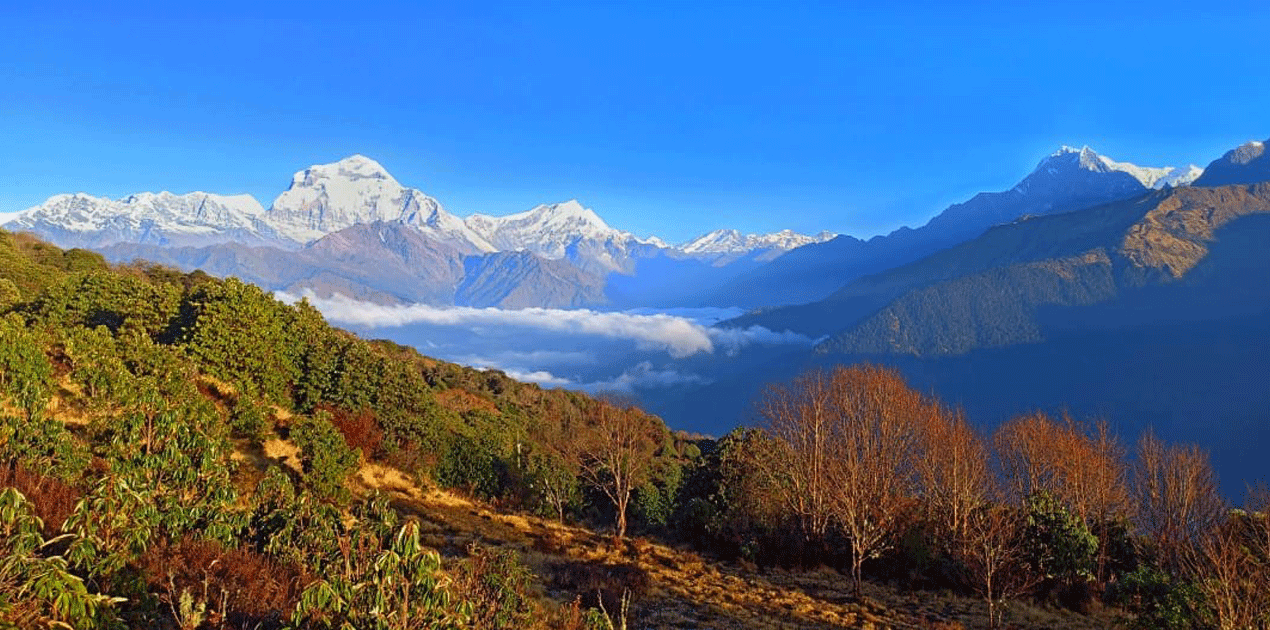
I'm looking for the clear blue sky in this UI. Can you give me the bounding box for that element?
[2,1,1268,242]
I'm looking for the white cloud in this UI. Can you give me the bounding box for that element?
[580,362,710,393]
[622,306,745,324]
[477,362,708,394]
[453,349,597,368]
[283,291,815,359]
[707,326,819,356]
[501,369,574,387]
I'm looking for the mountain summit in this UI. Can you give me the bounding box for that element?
[467,200,664,274]
[713,145,1199,307]
[922,145,1193,238]
[267,155,495,253]
[468,199,625,257]
[1036,146,1202,189]
[679,228,837,264]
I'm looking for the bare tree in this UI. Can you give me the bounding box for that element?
[756,369,836,540]
[916,405,991,544]
[1186,507,1270,630]
[759,365,941,596]
[824,364,927,597]
[955,504,1039,630]
[995,412,1130,519]
[576,398,659,538]
[1133,429,1225,573]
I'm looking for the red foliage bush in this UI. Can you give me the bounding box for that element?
[0,461,81,536]
[317,404,384,459]
[137,535,311,630]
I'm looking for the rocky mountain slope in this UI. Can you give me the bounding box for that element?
[817,183,1270,355]
[1192,138,1270,187]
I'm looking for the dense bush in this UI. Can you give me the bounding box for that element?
[291,412,361,502]
[0,313,52,419]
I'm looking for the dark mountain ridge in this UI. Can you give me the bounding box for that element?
[817,182,1270,356]
[708,146,1169,307]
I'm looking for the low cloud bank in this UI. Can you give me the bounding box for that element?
[467,362,709,394]
[284,291,814,359]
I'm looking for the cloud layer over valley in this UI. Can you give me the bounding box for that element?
[280,292,815,397]
[286,292,813,359]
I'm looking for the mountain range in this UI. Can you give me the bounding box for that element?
[5,155,833,307]
[2,146,1204,310]
[710,146,1205,307]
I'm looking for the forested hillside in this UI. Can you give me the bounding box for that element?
[0,229,696,629]
[2,228,1269,630]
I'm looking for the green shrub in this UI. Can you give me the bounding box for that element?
[291,412,360,503]
[0,314,52,419]
[1023,491,1099,588]
[0,487,124,629]
[435,434,505,500]
[230,395,271,441]
[1110,565,1205,630]
[453,545,539,629]
[288,521,469,630]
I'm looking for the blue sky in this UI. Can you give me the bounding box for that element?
[2,1,1268,242]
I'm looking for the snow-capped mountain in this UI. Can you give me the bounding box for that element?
[5,191,279,249]
[922,145,1192,237]
[1041,146,1203,190]
[267,155,495,254]
[467,200,664,274]
[713,145,1200,308]
[680,229,837,256]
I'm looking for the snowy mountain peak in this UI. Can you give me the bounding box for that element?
[1030,145,1201,190]
[680,228,837,256]
[525,199,612,231]
[5,190,276,249]
[267,156,494,252]
[466,199,624,257]
[290,154,396,188]
[1096,155,1203,189]
[1040,145,1108,172]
